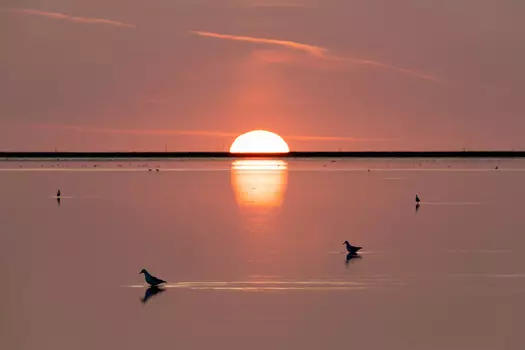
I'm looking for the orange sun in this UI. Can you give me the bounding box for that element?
[230,130,290,153]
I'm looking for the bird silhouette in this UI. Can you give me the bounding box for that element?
[343,241,362,254]
[139,269,167,287]
[415,194,420,203]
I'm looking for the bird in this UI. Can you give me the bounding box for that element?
[139,269,167,287]
[415,194,420,203]
[343,241,362,254]
[56,189,61,197]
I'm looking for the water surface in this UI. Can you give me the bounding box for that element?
[1,159,524,349]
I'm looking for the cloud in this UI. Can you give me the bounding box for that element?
[285,134,395,142]
[332,56,443,83]
[6,122,384,143]
[4,8,136,28]
[191,30,327,57]
[15,123,236,138]
[191,30,443,82]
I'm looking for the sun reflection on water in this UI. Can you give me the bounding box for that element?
[231,160,288,208]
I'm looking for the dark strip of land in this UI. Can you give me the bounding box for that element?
[1,151,525,159]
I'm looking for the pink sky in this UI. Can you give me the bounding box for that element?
[1,0,524,151]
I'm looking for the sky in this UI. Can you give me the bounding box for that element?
[1,0,524,151]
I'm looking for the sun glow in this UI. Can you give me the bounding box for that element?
[230,130,290,153]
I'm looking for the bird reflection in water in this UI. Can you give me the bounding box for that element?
[415,203,420,213]
[140,286,165,304]
[231,160,288,208]
[345,252,362,266]
[56,198,61,207]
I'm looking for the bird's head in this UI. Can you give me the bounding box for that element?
[343,241,349,245]
[139,269,147,275]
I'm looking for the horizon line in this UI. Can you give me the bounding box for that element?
[2,151,525,159]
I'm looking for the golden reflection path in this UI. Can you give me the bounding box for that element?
[231,160,288,208]
[231,160,288,234]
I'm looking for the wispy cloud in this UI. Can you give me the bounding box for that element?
[4,8,135,28]
[191,30,443,82]
[285,134,395,142]
[6,122,383,143]
[14,123,235,138]
[191,30,326,57]
[332,55,443,82]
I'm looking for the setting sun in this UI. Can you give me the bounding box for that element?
[230,130,290,153]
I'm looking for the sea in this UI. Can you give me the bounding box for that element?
[1,158,524,349]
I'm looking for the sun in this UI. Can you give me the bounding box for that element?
[230,130,290,153]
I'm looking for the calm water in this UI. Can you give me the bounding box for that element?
[1,158,524,350]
